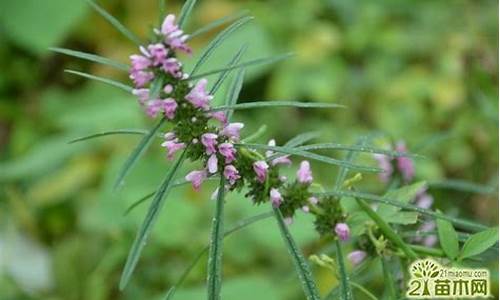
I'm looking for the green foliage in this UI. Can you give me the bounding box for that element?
[459,227,499,260]
[436,219,459,260]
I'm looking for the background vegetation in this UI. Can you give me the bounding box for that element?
[0,0,498,299]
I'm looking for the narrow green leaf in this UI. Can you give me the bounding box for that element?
[356,198,418,259]
[428,179,495,195]
[459,227,499,260]
[158,0,167,25]
[436,219,459,260]
[68,129,150,144]
[334,239,353,300]
[85,0,142,45]
[50,47,129,71]
[376,182,427,219]
[284,131,321,147]
[190,52,291,80]
[210,101,345,112]
[381,257,397,299]
[207,177,226,300]
[241,125,266,144]
[235,143,382,173]
[65,70,133,93]
[190,16,253,76]
[349,282,378,300]
[124,177,220,216]
[177,0,197,29]
[114,118,166,189]
[318,190,488,232]
[324,258,373,300]
[188,10,250,40]
[409,244,446,257]
[210,44,247,94]
[119,149,187,290]
[273,207,320,300]
[297,143,422,159]
[224,67,245,121]
[164,211,273,300]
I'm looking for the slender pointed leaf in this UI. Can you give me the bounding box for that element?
[356,198,418,259]
[158,0,167,25]
[68,129,150,144]
[119,149,187,290]
[334,239,353,300]
[210,101,345,112]
[190,53,293,80]
[65,70,133,92]
[235,143,382,173]
[333,137,369,191]
[124,177,220,216]
[210,44,247,94]
[317,190,488,232]
[381,257,397,299]
[207,177,226,300]
[436,219,459,260]
[224,67,246,121]
[297,143,422,159]
[273,207,320,300]
[428,179,495,195]
[284,131,321,148]
[177,0,197,29]
[188,10,250,40]
[164,211,273,299]
[50,47,129,71]
[459,227,499,260]
[190,16,253,76]
[114,118,166,189]
[85,0,142,45]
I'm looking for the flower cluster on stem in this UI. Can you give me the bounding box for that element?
[129,13,349,241]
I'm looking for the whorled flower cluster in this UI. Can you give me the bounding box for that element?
[129,14,348,240]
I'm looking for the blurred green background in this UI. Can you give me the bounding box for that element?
[0,0,498,299]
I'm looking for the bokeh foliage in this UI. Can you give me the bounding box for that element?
[0,0,498,299]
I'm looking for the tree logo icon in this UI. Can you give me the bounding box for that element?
[409,259,440,296]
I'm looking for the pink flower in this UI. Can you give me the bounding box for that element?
[347,250,367,265]
[132,88,149,105]
[162,58,182,78]
[209,111,227,124]
[207,154,218,174]
[185,170,207,191]
[253,161,269,183]
[130,70,154,88]
[147,43,168,66]
[164,84,173,94]
[272,156,292,166]
[218,142,236,163]
[297,161,313,184]
[221,122,244,141]
[145,99,163,117]
[161,139,185,160]
[223,165,240,185]
[284,217,293,226]
[308,196,319,205]
[416,192,433,209]
[161,98,177,119]
[270,188,282,208]
[185,79,213,110]
[334,223,350,241]
[163,132,175,141]
[395,141,415,182]
[130,54,151,71]
[160,14,191,54]
[302,205,310,213]
[373,154,393,183]
[201,133,218,154]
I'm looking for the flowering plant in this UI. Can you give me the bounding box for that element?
[56,1,498,299]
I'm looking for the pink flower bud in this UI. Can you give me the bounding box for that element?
[395,141,414,182]
[221,123,244,141]
[161,139,185,160]
[185,79,213,110]
[207,154,218,174]
[334,223,350,241]
[297,161,313,184]
[185,170,207,191]
[270,188,282,208]
[161,98,177,119]
[253,160,269,183]
[347,250,367,265]
[218,142,236,163]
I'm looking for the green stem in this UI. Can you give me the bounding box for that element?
[241,125,267,143]
[334,239,353,300]
[350,281,378,300]
[408,245,445,257]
